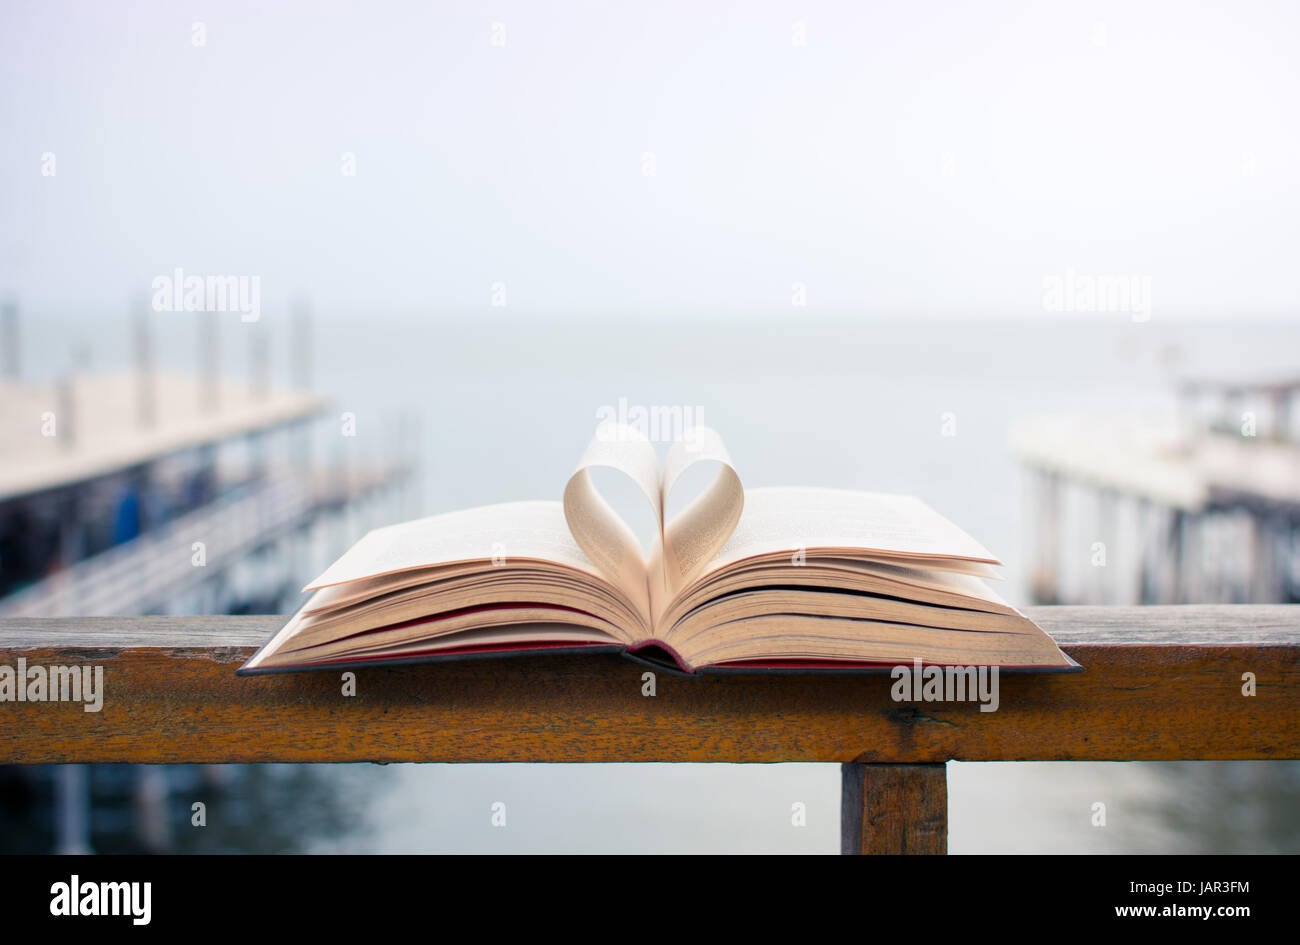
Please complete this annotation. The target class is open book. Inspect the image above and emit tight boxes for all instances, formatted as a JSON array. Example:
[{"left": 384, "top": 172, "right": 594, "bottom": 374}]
[{"left": 240, "top": 425, "right": 1077, "bottom": 675}]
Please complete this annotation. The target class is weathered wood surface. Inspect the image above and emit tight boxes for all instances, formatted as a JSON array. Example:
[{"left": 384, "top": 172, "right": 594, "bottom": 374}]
[
  {"left": 842, "top": 764, "right": 948, "bottom": 854},
  {"left": 0, "top": 606, "right": 1296, "bottom": 765}
]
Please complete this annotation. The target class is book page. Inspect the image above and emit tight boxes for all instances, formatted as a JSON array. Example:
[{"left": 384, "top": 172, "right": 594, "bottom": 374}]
[
  {"left": 659, "top": 557, "right": 1016, "bottom": 634},
  {"left": 304, "top": 500, "right": 597, "bottom": 589},
  {"left": 655, "top": 426, "right": 745, "bottom": 604},
  {"left": 681, "top": 614, "right": 1070, "bottom": 668},
  {"left": 562, "top": 423, "right": 660, "bottom": 618},
  {"left": 701, "top": 486, "right": 1002, "bottom": 575}
]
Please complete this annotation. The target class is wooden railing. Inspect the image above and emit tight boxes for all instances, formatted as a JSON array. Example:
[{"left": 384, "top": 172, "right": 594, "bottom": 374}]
[{"left": 1, "top": 605, "right": 1297, "bottom": 854}]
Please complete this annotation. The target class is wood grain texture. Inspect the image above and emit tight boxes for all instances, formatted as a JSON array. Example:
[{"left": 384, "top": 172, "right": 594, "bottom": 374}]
[
  {"left": 0, "top": 606, "right": 1296, "bottom": 765},
  {"left": 841, "top": 763, "right": 947, "bottom": 854}
]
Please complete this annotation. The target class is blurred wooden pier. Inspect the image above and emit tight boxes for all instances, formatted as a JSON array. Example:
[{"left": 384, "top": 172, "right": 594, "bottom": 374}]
[
  {"left": 0, "top": 466, "right": 406, "bottom": 618},
  {"left": 1014, "top": 377, "right": 1300, "bottom": 605},
  {"left": 0, "top": 372, "right": 324, "bottom": 501},
  {"left": 0, "top": 370, "right": 414, "bottom": 615}
]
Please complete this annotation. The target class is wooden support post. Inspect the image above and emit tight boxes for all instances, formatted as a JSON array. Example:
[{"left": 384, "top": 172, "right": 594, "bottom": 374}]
[
  {"left": 249, "top": 319, "right": 270, "bottom": 401},
  {"left": 1, "top": 297, "right": 17, "bottom": 379},
  {"left": 841, "top": 763, "right": 947, "bottom": 855},
  {"left": 1271, "top": 390, "right": 1290, "bottom": 442},
  {"left": 58, "top": 488, "right": 83, "bottom": 568},
  {"left": 1169, "top": 509, "right": 1187, "bottom": 603},
  {"left": 1095, "top": 487, "right": 1117, "bottom": 605},
  {"left": 1136, "top": 498, "right": 1154, "bottom": 604},
  {"left": 134, "top": 296, "right": 155, "bottom": 429},
  {"left": 290, "top": 298, "right": 312, "bottom": 474},
  {"left": 54, "top": 764, "right": 92, "bottom": 855},
  {"left": 56, "top": 375, "right": 75, "bottom": 452},
  {"left": 290, "top": 298, "right": 312, "bottom": 390},
  {"left": 199, "top": 310, "right": 218, "bottom": 414},
  {"left": 1031, "top": 469, "right": 1061, "bottom": 604},
  {"left": 1249, "top": 513, "right": 1279, "bottom": 603}
]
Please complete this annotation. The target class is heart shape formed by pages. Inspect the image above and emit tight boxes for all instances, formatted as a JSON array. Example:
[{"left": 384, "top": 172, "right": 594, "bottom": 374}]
[{"left": 563, "top": 423, "right": 744, "bottom": 618}]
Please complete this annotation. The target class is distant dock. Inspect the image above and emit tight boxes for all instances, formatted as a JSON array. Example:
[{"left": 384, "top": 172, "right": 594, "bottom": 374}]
[
  {"left": 1013, "top": 377, "right": 1300, "bottom": 605},
  {"left": 0, "top": 372, "right": 323, "bottom": 502},
  {"left": 0, "top": 301, "right": 416, "bottom": 619}
]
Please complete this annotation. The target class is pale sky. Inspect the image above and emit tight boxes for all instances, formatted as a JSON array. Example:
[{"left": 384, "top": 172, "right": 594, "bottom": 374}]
[{"left": 2, "top": 0, "right": 1298, "bottom": 319}]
